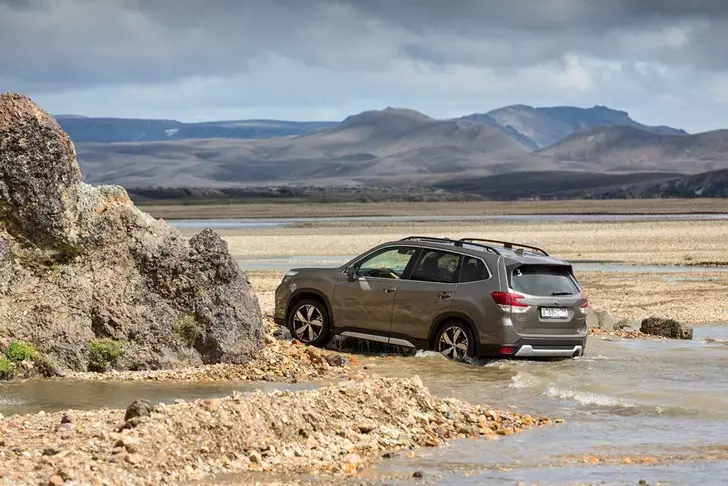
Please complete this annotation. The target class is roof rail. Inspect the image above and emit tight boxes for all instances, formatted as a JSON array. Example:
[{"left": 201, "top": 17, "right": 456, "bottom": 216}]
[
  {"left": 400, "top": 236, "right": 501, "bottom": 255},
  {"left": 458, "top": 238, "right": 549, "bottom": 256}
]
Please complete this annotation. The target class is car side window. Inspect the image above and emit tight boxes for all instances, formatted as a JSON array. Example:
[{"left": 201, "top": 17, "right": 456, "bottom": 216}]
[
  {"left": 356, "top": 247, "right": 417, "bottom": 279},
  {"left": 460, "top": 256, "right": 489, "bottom": 283},
  {"left": 410, "top": 249, "right": 462, "bottom": 284}
]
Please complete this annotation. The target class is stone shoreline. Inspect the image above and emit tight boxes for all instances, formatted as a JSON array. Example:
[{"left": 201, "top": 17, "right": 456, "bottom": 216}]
[{"left": 0, "top": 374, "right": 556, "bottom": 486}]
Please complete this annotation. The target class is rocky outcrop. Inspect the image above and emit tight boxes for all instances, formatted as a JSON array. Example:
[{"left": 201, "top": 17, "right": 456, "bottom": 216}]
[
  {"left": 640, "top": 317, "right": 693, "bottom": 340},
  {"left": 0, "top": 93, "right": 263, "bottom": 372},
  {"left": 586, "top": 309, "right": 616, "bottom": 330}
]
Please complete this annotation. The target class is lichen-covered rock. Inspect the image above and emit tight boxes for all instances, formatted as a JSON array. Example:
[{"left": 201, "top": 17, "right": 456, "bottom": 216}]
[
  {"left": 0, "top": 93, "right": 263, "bottom": 372},
  {"left": 640, "top": 316, "right": 693, "bottom": 340}
]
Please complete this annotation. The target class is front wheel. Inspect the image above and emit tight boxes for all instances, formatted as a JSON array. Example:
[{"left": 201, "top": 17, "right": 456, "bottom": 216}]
[
  {"left": 288, "top": 299, "right": 330, "bottom": 346},
  {"left": 435, "top": 322, "right": 474, "bottom": 361}
]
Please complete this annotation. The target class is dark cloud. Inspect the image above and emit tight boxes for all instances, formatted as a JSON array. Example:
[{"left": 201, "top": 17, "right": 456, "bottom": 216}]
[{"left": 0, "top": 0, "right": 727, "bottom": 131}]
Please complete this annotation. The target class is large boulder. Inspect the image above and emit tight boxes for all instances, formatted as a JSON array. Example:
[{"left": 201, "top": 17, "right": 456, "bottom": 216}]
[
  {"left": 640, "top": 317, "right": 693, "bottom": 340},
  {"left": 0, "top": 93, "right": 263, "bottom": 372}
]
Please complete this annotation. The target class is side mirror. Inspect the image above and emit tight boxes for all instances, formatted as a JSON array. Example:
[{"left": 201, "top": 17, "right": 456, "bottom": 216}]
[{"left": 345, "top": 266, "right": 357, "bottom": 281}]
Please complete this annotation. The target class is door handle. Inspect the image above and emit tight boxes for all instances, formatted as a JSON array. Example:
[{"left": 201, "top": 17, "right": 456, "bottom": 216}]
[
  {"left": 383, "top": 287, "right": 397, "bottom": 293},
  {"left": 439, "top": 291, "right": 453, "bottom": 299}
]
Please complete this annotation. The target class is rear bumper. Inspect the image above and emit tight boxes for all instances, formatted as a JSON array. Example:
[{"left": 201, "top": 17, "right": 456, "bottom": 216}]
[
  {"left": 513, "top": 344, "right": 583, "bottom": 358},
  {"left": 476, "top": 336, "right": 587, "bottom": 358}
]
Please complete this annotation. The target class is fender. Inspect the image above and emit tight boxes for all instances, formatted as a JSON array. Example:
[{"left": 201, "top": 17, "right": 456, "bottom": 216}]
[
  {"left": 287, "top": 287, "right": 334, "bottom": 323},
  {"left": 429, "top": 311, "right": 480, "bottom": 347}
]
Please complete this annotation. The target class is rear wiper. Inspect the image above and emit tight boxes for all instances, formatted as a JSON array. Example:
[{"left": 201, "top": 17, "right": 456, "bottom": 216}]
[{"left": 551, "top": 291, "right": 573, "bottom": 296}]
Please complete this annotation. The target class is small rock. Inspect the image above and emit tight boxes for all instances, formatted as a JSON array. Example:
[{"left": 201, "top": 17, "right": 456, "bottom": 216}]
[
  {"left": 125, "top": 453, "right": 142, "bottom": 465},
  {"left": 124, "top": 400, "right": 153, "bottom": 421},
  {"left": 413, "top": 471, "right": 425, "bottom": 478},
  {"left": 42, "top": 447, "right": 61, "bottom": 456},
  {"left": 115, "top": 436, "right": 138, "bottom": 450},
  {"left": 202, "top": 399, "right": 220, "bottom": 413},
  {"left": 640, "top": 317, "right": 693, "bottom": 339},
  {"left": 381, "top": 451, "right": 396, "bottom": 459},
  {"left": 249, "top": 452, "right": 262, "bottom": 464},
  {"left": 60, "top": 413, "right": 72, "bottom": 424},
  {"left": 325, "top": 354, "right": 348, "bottom": 367},
  {"left": 48, "top": 475, "right": 64, "bottom": 486},
  {"left": 357, "top": 420, "right": 377, "bottom": 433},
  {"left": 614, "top": 319, "right": 640, "bottom": 330}
]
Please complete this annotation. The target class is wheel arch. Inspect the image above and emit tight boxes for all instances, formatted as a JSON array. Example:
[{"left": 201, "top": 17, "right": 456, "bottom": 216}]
[
  {"left": 428, "top": 312, "right": 480, "bottom": 349},
  {"left": 287, "top": 288, "right": 334, "bottom": 324}
]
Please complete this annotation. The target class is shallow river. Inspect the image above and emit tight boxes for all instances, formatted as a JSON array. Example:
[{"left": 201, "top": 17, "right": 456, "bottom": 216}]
[
  {"left": 168, "top": 212, "right": 728, "bottom": 230},
  {"left": 3, "top": 326, "right": 728, "bottom": 484}
]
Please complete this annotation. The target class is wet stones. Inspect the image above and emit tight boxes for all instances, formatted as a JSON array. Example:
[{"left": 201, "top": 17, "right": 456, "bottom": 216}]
[{"left": 640, "top": 316, "right": 693, "bottom": 339}]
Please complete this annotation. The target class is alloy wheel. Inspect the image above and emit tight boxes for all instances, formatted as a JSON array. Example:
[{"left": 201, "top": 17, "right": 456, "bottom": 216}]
[
  {"left": 438, "top": 326, "right": 469, "bottom": 360},
  {"left": 292, "top": 304, "right": 324, "bottom": 342}
]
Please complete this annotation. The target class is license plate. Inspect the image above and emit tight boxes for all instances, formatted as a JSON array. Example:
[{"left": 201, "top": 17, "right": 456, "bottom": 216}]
[{"left": 540, "top": 307, "right": 569, "bottom": 319}]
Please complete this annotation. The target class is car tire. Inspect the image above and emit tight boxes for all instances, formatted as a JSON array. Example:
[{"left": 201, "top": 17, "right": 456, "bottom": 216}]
[
  {"left": 434, "top": 321, "right": 474, "bottom": 361},
  {"left": 287, "top": 298, "right": 330, "bottom": 347}
]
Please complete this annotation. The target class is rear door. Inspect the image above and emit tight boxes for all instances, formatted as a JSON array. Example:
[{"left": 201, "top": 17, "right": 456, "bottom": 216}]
[
  {"left": 390, "top": 249, "right": 461, "bottom": 344},
  {"left": 507, "top": 263, "right": 587, "bottom": 336}
]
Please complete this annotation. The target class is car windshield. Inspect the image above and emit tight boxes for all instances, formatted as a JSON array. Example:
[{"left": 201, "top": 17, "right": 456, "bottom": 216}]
[{"left": 509, "top": 264, "right": 578, "bottom": 296}]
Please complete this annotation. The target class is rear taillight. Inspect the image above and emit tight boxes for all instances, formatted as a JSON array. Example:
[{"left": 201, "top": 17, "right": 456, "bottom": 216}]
[
  {"left": 580, "top": 295, "right": 589, "bottom": 308},
  {"left": 492, "top": 291, "right": 529, "bottom": 312},
  {"left": 498, "top": 346, "right": 517, "bottom": 355}
]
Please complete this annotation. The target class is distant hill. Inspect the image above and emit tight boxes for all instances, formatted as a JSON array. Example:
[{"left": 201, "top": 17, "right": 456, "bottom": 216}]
[
  {"left": 76, "top": 107, "right": 534, "bottom": 187},
  {"left": 589, "top": 169, "right": 728, "bottom": 198},
  {"left": 537, "top": 126, "right": 728, "bottom": 173},
  {"left": 481, "top": 104, "right": 687, "bottom": 149},
  {"left": 56, "top": 117, "right": 337, "bottom": 143},
  {"left": 434, "top": 170, "right": 684, "bottom": 200}
]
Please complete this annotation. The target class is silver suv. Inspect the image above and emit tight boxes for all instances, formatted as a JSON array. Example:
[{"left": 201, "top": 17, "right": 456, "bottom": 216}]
[{"left": 274, "top": 236, "right": 588, "bottom": 360}]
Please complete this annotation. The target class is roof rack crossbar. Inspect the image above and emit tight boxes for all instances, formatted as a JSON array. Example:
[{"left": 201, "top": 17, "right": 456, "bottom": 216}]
[
  {"left": 400, "top": 236, "right": 501, "bottom": 255},
  {"left": 458, "top": 238, "right": 549, "bottom": 256}
]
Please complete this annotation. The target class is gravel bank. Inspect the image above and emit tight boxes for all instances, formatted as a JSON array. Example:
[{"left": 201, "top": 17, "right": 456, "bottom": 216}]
[
  {"left": 62, "top": 324, "right": 355, "bottom": 384},
  {"left": 0, "top": 374, "right": 555, "bottom": 485}
]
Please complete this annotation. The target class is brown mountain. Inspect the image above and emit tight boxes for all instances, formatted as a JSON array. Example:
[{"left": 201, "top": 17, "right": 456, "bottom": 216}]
[
  {"left": 77, "top": 107, "right": 533, "bottom": 187},
  {"left": 536, "top": 126, "right": 728, "bottom": 173}
]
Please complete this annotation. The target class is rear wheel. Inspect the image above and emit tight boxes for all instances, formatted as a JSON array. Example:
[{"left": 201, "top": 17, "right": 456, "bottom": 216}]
[
  {"left": 288, "top": 298, "right": 330, "bottom": 346},
  {"left": 435, "top": 321, "right": 474, "bottom": 361}
]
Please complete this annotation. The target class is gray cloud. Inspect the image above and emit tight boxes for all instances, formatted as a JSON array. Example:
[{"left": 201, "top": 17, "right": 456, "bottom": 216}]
[{"left": 1, "top": 0, "right": 728, "bottom": 132}]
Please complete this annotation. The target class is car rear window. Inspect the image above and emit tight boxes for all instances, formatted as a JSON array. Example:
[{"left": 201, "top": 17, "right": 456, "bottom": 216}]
[{"left": 509, "top": 264, "right": 578, "bottom": 296}]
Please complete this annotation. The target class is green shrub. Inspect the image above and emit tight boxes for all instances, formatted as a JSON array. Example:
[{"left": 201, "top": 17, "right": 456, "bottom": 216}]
[
  {"left": 5, "top": 339, "right": 37, "bottom": 362},
  {"left": 32, "top": 353, "right": 58, "bottom": 377},
  {"left": 172, "top": 313, "right": 201, "bottom": 348},
  {"left": 87, "top": 338, "right": 123, "bottom": 372},
  {"left": 0, "top": 354, "right": 14, "bottom": 380}
]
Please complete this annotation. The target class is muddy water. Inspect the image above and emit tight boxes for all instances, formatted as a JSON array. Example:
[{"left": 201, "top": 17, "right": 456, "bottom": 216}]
[
  {"left": 2, "top": 328, "right": 728, "bottom": 483},
  {"left": 0, "top": 380, "right": 318, "bottom": 416},
  {"left": 354, "top": 325, "right": 728, "bottom": 484}
]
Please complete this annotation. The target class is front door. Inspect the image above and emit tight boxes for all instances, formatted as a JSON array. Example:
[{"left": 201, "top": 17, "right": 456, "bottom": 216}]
[
  {"left": 391, "top": 249, "right": 461, "bottom": 344},
  {"left": 332, "top": 246, "right": 418, "bottom": 338}
]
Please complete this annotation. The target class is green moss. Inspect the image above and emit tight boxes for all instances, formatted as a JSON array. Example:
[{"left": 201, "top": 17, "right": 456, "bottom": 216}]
[
  {"left": 172, "top": 313, "right": 201, "bottom": 348},
  {"left": 5, "top": 339, "right": 37, "bottom": 362},
  {"left": 0, "top": 354, "right": 14, "bottom": 380},
  {"left": 87, "top": 338, "right": 123, "bottom": 372}
]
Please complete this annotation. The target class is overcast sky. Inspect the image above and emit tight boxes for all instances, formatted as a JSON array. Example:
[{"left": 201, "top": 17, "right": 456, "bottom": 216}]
[{"left": 2, "top": 0, "right": 728, "bottom": 132}]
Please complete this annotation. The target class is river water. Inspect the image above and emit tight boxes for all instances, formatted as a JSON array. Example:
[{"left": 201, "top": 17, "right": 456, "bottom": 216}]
[
  {"left": 168, "top": 213, "right": 728, "bottom": 230},
  {"left": 3, "top": 326, "right": 728, "bottom": 484}
]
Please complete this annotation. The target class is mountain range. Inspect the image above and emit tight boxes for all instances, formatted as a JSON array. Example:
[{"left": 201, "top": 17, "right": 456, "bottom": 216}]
[{"left": 54, "top": 104, "right": 728, "bottom": 196}]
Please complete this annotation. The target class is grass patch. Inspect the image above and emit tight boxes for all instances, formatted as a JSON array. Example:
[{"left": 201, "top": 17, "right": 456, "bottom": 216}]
[
  {"left": 0, "top": 354, "right": 14, "bottom": 379},
  {"left": 172, "top": 313, "right": 201, "bottom": 348},
  {"left": 87, "top": 338, "right": 123, "bottom": 372},
  {"left": 5, "top": 339, "right": 37, "bottom": 362}
]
